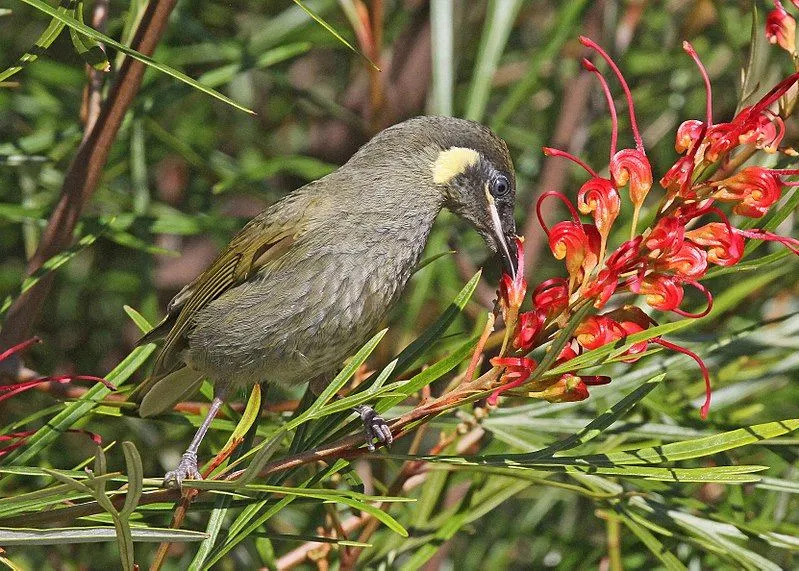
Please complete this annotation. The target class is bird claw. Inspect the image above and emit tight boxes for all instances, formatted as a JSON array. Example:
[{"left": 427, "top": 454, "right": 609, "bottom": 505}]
[
  {"left": 356, "top": 405, "right": 393, "bottom": 451},
  {"left": 163, "top": 451, "right": 202, "bottom": 489}
]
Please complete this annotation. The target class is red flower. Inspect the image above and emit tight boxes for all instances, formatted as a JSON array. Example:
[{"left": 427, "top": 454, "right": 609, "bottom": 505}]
[
  {"left": 499, "top": 237, "right": 528, "bottom": 314},
  {"left": 575, "top": 315, "right": 622, "bottom": 350},
  {"left": 577, "top": 177, "right": 620, "bottom": 250},
  {"left": 610, "top": 148, "right": 653, "bottom": 212},
  {"left": 488, "top": 356, "right": 537, "bottom": 405},
  {"left": 657, "top": 242, "right": 708, "bottom": 280},
  {"left": 632, "top": 273, "right": 684, "bottom": 312},
  {"left": 767, "top": 0, "right": 797, "bottom": 54},
  {"left": 685, "top": 222, "right": 745, "bottom": 267},
  {"left": 660, "top": 155, "right": 697, "bottom": 199},
  {"left": 675, "top": 119, "right": 704, "bottom": 154},
  {"left": 514, "top": 309, "right": 547, "bottom": 352},
  {"left": 645, "top": 216, "right": 685, "bottom": 256},
  {"left": 711, "top": 166, "right": 783, "bottom": 218},
  {"left": 549, "top": 221, "right": 601, "bottom": 284},
  {"left": 532, "top": 278, "right": 569, "bottom": 318}
]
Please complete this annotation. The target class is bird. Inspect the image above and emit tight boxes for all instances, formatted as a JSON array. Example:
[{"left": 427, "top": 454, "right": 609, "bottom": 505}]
[{"left": 134, "top": 115, "right": 518, "bottom": 488}]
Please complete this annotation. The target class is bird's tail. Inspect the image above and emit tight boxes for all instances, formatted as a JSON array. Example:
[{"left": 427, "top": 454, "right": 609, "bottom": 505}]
[{"left": 136, "top": 366, "right": 205, "bottom": 417}]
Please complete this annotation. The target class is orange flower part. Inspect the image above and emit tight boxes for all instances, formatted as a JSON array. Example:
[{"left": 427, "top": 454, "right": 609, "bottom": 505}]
[
  {"left": 685, "top": 222, "right": 745, "bottom": 267},
  {"left": 610, "top": 148, "right": 653, "bottom": 208},
  {"left": 634, "top": 273, "right": 685, "bottom": 312},
  {"left": 658, "top": 242, "right": 708, "bottom": 280},
  {"left": 767, "top": 0, "right": 797, "bottom": 54},
  {"left": 711, "top": 166, "right": 783, "bottom": 218}
]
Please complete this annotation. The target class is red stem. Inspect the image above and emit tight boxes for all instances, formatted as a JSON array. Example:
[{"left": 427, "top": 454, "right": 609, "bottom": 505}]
[
  {"left": 654, "top": 338, "right": 712, "bottom": 419},
  {"left": 583, "top": 58, "right": 619, "bottom": 159},
  {"left": 542, "top": 146, "right": 600, "bottom": 178},
  {"left": 682, "top": 41, "right": 713, "bottom": 126},
  {"left": 579, "top": 36, "right": 644, "bottom": 152}
]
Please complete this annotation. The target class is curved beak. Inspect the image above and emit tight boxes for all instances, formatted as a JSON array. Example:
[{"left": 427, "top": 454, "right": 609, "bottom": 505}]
[{"left": 485, "top": 187, "right": 518, "bottom": 278}]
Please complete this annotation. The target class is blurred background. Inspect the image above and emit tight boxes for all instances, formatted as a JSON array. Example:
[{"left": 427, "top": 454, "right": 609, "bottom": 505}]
[{"left": 2, "top": 0, "right": 799, "bottom": 568}]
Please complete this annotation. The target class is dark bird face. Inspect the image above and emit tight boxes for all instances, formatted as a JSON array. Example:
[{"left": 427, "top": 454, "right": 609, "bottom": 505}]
[{"left": 433, "top": 143, "right": 518, "bottom": 277}]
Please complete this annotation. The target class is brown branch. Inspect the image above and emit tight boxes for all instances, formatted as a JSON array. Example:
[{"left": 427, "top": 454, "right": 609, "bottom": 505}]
[{"left": 0, "top": 0, "right": 179, "bottom": 361}]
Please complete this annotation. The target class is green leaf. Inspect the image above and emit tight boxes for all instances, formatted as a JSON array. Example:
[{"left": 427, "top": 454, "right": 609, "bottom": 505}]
[
  {"left": 617, "top": 512, "right": 687, "bottom": 571},
  {"left": 123, "top": 305, "right": 153, "bottom": 334},
  {"left": 292, "top": 0, "right": 379, "bottom": 70},
  {"left": 0, "top": 526, "right": 208, "bottom": 545},
  {"left": 0, "top": 2, "right": 70, "bottom": 82},
  {"left": 19, "top": 0, "right": 254, "bottom": 114},
  {"left": 68, "top": 2, "right": 110, "bottom": 72},
  {"left": 520, "top": 373, "right": 666, "bottom": 459},
  {"left": 595, "top": 418, "right": 799, "bottom": 465}
]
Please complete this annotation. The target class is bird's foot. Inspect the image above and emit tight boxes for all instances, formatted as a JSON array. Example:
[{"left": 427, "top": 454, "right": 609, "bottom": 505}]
[
  {"left": 163, "top": 451, "right": 202, "bottom": 489},
  {"left": 356, "top": 405, "right": 393, "bottom": 451}
]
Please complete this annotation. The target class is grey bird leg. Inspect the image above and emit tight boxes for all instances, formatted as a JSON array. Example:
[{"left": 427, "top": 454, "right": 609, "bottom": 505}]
[
  {"left": 354, "top": 404, "right": 393, "bottom": 451},
  {"left": 163, "top": 393, "right": 226, "bottom": 489}
]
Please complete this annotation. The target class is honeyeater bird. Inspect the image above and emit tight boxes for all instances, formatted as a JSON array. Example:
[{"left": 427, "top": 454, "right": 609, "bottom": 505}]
[{"left": 135, "top": 116, "right": 518, "bottom": 487}]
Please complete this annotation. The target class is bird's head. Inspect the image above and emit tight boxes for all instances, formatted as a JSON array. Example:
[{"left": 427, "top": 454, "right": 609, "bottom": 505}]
[
  {"left": 348, "top": 116, "right": 518, "bottom": 276},
  {"left": 426, "top": 118, "right": 518, "bottom": 277}
]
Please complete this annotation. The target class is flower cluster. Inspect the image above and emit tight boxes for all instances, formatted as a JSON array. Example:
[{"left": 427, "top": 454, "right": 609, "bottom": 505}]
[{"left": 491, "top": 36, "right": 799, "bottom": 419}]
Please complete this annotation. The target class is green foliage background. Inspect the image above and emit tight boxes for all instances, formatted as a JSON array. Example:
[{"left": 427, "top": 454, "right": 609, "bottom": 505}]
[{"left": 2, "top": 0, "right": 799, "bottom": 569}]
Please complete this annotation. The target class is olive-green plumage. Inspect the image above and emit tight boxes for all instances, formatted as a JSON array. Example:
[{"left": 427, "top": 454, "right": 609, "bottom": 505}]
[{"left": 135, "top": 116, "right": 517, "bottom": 485}]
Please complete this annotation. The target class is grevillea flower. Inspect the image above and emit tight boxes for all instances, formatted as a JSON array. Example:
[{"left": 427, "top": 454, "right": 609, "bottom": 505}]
[
  {"left": 660, "top": 156, "right": 697, "bottom": 200},
  {"left": 575, "top": 315, "right": 624, "bottom": 350},
  {"left": 487, "top": 36, "right": 799, "bottom": 421},
  {"left": 632, "top": 273, "right": 684, "bottom": 312},
  {"left": 645, "top": 216, "right": 685, "bottom": 256},
  {"left": 767, "top": 0, "right": 797, "bottom": 54},
  {"left": 548, "top": 220, "right": 601, "bottom": 285},
  {"left": 657, "top": 242, "right": 708, "bottom": 280},
  {"left": 711, "top": 166, "right": 783, "bottom": 217},
  {"left": 610, "top": 149, "right": 653, "bottom": 231},
  {"left": 685, "top": 222, "right": 745, "bottom": 266},
  {"left": 498, "top": 236, "right": 528, "bottom": 319},
  {"left": 531, "top": 278, "right": 569, "bottom": 318},
  {"left": 577, "top": 177, "right": 620, "bottom": 256},
  {"left": 514, "top": 309, "right": 546, "bottom": 352},
  {"left": 529, "top": 374, "right": 590, "bottom": 403},
  {"left": 675, "top": 119, "right": 704, "bottom": 154}
]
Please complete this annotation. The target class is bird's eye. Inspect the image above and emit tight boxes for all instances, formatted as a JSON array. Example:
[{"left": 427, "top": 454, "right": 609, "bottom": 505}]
[{"left": 491, "top": 175, "right": 510, "bottom": 198}]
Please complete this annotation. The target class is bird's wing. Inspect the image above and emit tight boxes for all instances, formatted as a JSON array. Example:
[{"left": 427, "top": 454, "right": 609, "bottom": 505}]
[{"left": 152, "top": 221, "right": 297, "bottom": 377}]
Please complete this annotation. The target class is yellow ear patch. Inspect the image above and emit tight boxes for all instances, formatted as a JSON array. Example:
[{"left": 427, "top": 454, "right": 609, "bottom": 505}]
[{"left": 432, "top": 147, "right": 480, "bottom": 185}]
